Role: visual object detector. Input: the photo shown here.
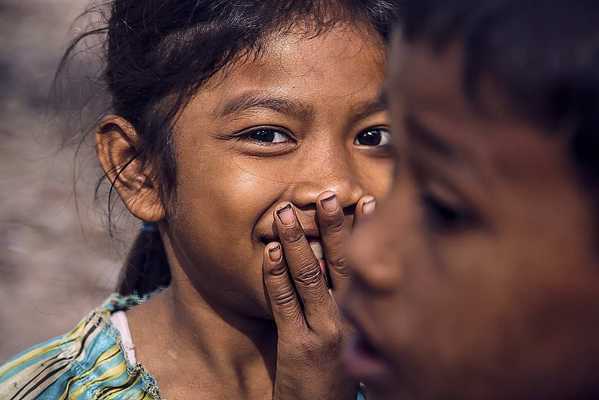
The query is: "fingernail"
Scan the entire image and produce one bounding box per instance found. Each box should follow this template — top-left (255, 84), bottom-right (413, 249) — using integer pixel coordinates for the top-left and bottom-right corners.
top-left (276, 204), bottom-right (295, 226)
top-left (362, 198), bottom-right (376, 215)
top-left (268, 244), bottom-right (282, 262)
top-left (320, 193), bottom-right (337, 212)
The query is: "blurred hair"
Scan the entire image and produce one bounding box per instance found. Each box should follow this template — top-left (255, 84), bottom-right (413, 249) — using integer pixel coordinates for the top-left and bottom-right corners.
top-left (60, 0), bottom-right (400, 295)
top-left (397, 0), bottom-right (599, 187)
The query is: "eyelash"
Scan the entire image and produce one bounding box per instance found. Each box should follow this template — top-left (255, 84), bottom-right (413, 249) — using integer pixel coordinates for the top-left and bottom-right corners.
top-left (236, 127), bottom-right (295, 146)
top-left (353, 127), bottom-right (392, 148)
top-left (235, 126), bottom-right (392, 148)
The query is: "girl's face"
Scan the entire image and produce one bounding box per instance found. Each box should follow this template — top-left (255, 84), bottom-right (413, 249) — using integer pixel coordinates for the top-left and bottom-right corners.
top-left (160, 26), bottom-right (392, 317)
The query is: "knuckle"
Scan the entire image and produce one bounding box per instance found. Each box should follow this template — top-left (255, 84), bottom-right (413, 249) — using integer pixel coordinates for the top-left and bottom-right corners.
top-left (329, 257), bottom-right (350, 276)
top-left (319, 324), bottom-right (344, 355)
top-left (268, 263), bottom-right (288, 276)
top-left (326, 323), bottom-right (344, 345)
top-left (296, 328), bottom-right (344, 361)
top-left (279, 226), bottom-right (304, 244)
top-left (296, 336), bottom-right (320, 359)
top-left (323, 217), bottom-right (345, 234)
top-left (272, 285), bottom-right (297, 308)
top-left (294, 264), bottom-right (323, 288)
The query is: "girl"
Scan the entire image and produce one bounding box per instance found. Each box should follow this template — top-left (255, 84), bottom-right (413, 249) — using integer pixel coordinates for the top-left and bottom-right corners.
top-left (0, 1), bottom-right (398, 398)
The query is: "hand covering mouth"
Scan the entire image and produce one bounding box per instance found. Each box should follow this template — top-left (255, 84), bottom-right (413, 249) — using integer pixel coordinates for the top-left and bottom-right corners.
top-left (258, 205), bottom-right (322, 243)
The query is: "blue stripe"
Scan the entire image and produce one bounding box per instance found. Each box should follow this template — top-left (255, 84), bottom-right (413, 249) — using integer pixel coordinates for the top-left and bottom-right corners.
top-left (37, 367), bottom-right (80, 400)
top-left (0, 336), bottom-right (64, 384)
top-left (0, 294), bottom-right (161, 399)
top-left (68, 350), bottom-right (129, 397)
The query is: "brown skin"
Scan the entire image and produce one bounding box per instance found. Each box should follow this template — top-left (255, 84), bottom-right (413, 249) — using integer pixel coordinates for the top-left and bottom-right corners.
top-left (97, 25), bottom-right (392, 399)
top-left (342, 33), bottom-right (599, 400)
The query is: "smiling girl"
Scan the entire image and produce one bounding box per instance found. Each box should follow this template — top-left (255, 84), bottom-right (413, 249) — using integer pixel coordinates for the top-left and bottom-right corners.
top-left (0, 1), bottom-right (398, 399)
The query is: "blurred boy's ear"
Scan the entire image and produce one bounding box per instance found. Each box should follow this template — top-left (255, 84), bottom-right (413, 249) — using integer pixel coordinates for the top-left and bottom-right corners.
top-left (96, 115), bottom-right (165, 222)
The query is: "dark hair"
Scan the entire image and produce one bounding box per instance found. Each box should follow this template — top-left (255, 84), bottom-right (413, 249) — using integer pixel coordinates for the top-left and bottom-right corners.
top-left (397, 0), bottom-right (599, 186)
top-left (62, 0), bottom-right (400, 295)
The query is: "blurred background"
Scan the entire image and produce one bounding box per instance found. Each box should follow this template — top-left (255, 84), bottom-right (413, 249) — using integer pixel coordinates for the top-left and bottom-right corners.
top-left (0, 0), bottom-right (133, 362)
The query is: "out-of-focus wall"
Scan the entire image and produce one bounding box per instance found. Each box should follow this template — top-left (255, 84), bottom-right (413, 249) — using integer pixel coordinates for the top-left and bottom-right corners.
top-left (0, 0), bottom-right (130, 362)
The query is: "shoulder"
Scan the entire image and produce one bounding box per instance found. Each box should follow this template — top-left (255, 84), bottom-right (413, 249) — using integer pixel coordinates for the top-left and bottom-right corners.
top-left (0, 296), bottom-right (159, 400)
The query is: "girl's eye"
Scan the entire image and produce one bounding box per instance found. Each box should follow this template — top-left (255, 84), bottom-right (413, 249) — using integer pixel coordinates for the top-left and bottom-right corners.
top-left (354, 127), bottom-right (391, 147)
top-left (421, 192), bottom-right (472, 232)
top-left (243, 128), bottom-right (291, 144)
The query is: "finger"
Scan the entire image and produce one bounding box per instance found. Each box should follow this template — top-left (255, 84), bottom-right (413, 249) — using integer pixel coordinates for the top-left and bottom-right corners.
top-left (263, 242), bottom-right (307, 334)
top-left (274, 203), bottom-right (334, 326)
top-left (353, 195), bottom-right (376, 228)
top-left (316, 191), bottom-right (351, 293)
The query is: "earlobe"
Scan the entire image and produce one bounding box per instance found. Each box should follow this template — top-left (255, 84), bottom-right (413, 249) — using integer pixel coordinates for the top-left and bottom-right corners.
top-left (96, 115), bottom-right (166, 222)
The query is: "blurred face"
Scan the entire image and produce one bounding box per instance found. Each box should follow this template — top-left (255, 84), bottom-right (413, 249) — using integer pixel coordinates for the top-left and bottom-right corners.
top-left (342, 33), bottom-right (599, 400)
top-left (164, 26), bottom-right (392, 318)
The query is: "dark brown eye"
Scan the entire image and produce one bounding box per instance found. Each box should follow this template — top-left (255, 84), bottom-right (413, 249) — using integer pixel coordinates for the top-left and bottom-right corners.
top-left (245, 128), bottom-right (290, 144)
top-left (354, 127), bottom-right (391, 147)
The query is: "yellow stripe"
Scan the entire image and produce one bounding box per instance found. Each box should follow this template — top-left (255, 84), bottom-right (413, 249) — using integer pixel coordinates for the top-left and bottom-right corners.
top-left (56, 345), bottom-right (122, 400)
top-left (103, 373), bottom-right (144, 400)
top-left (0, 340), bottom-right (67, 377)
top-left (69, 359), bottom-right (127, 398)
top-left (0, 313), bottom-right (98, 377)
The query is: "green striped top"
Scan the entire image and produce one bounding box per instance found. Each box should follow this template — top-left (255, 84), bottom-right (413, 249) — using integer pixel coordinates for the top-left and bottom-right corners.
top-left (0, 294), bottom-right (367, 400)
top-left (0, 293), bottom-right (160, 400)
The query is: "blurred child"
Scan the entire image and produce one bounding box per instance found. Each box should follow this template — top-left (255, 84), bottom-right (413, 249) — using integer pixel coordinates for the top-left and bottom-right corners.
top-left (342, 1), bottom-right (599, 399)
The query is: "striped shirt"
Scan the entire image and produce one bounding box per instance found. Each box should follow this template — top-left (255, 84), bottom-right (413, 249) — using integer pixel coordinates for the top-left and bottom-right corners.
top-left (0, 293), bottom-right (367, 400)
top-left (0, 294), bottom-right (160, 400)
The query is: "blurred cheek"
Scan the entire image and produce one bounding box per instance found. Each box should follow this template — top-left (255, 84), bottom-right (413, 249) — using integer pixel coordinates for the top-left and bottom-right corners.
top-left (359, 158), bottom-right (394, 200)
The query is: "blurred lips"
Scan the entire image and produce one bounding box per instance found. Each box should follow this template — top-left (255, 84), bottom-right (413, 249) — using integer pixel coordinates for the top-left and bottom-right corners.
top-left (342, 308), bottom-right (394, 385)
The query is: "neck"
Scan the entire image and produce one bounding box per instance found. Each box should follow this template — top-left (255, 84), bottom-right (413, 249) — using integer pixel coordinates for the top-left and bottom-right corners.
top-left (126, 242), bottom-right (277, 398)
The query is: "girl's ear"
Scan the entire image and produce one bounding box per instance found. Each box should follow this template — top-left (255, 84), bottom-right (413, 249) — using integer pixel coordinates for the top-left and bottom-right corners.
top-left (96, 115), bottom-right (166, 222)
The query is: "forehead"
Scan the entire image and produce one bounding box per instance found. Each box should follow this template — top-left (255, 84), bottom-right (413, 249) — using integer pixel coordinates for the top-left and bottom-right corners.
top-left (388, 33), bottom-right (467, 116)
top-left (386, 35), bottom-right (484, 163)
top-left (386, 32), bottom-right (574, 185)
top-left (204, 25), bottom-right (386, 104)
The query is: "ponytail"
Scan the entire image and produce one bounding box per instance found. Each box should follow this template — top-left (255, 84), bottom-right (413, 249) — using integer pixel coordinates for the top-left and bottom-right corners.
top-left (117, 223), bottom-right (171, 296)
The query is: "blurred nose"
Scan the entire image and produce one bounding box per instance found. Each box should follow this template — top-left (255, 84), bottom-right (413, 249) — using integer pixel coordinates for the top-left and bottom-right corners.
top-left (287, 151), bottom-right (365, 211)
top-left (346, 188), bottom-right (405, 294)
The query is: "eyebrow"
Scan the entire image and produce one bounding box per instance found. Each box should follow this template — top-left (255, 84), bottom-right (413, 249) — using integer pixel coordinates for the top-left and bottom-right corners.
top-left (377, 86), bottom-right (389, 109)
top-left (404, 113), bottom-right (456, 160)
top-left (217, 92), bottom-right (315, 121)
top-left (348, 95), bottom-right (388, 126)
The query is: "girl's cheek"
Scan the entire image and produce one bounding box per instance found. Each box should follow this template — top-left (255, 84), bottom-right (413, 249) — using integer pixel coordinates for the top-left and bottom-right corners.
top-left (356, 158), bottom-right (395, 199)
top-left (228, 156), bottom-right (308, 185)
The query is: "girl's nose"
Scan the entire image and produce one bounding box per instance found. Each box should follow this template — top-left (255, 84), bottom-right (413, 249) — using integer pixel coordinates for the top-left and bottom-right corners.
top-left (286, 155), bottom-right (365, 210)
